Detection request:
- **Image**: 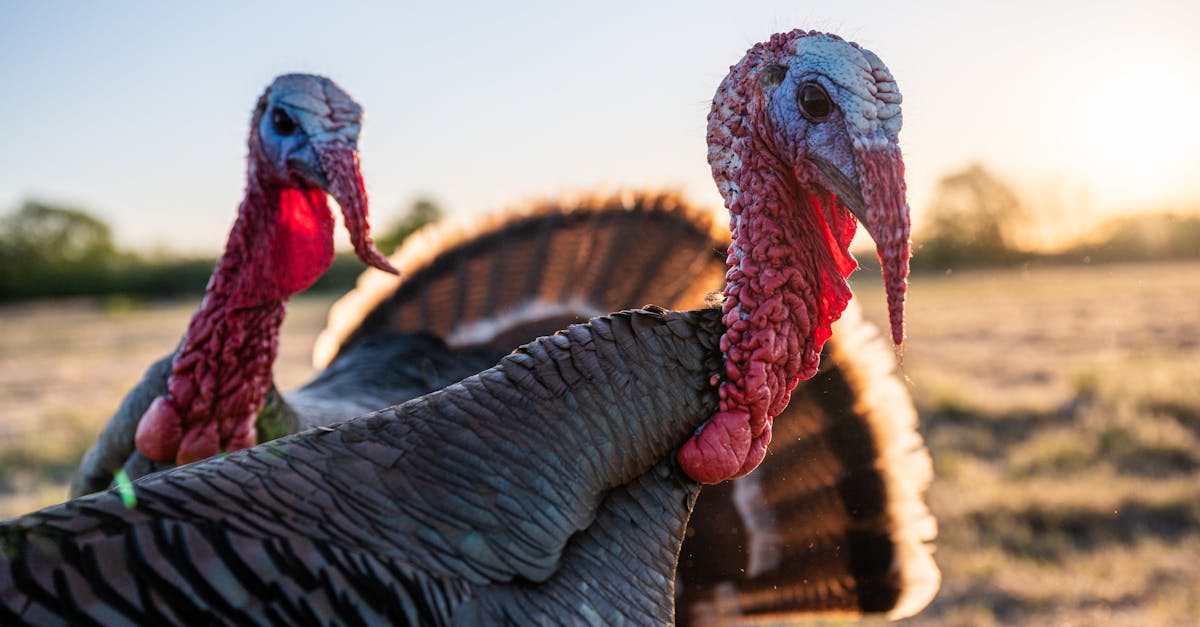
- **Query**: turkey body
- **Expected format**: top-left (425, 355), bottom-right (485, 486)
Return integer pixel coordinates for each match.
top-left (310, 196), bottom-right (938, 623)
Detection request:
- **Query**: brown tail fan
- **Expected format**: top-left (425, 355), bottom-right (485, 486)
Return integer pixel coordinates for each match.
top-left (677, 300), bottom-right (939, 623)
top-left (314, 191), bottom-right (729, 367)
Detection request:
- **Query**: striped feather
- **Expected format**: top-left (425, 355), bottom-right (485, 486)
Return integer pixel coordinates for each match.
top-left (313, 191), bottom-right (728, 367)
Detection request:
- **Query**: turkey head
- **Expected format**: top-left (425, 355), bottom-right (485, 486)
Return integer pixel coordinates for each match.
top-left (135, 74), bottom-right (395, 466)
top-left (680, 31), bottom-right (912, 483)
top-left (243, 73), bottom-right (397, 302)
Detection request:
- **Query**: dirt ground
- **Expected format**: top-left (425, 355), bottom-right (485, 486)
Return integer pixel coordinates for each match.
top-left (2, 259), bottom-right (1199, 625)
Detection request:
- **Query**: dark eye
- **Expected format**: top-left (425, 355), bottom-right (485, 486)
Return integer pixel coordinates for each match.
top-left (798, 82), bottom-right (833, 121)
top-left (271, 108), bottom-right (297, 136)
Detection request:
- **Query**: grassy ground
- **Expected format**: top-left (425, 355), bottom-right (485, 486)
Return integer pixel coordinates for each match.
top-left (853, 260), bottom-right (1200, 626)
top-left (0, 295), bottom-right (328, 515)
top-left (1, 260), bottom-right (1199, 624)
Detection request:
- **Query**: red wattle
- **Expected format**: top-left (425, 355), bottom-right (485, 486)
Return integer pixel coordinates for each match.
top-left (271, 187), bottom-right (336, 298)
top-left (177, 420), bottom-right (220, 466)
top-left (677, 409), bottom-right (752, 484)
top-left (680, 176), bottom-right (855, 485)
top-left (134, 396), bottom-right (184, 463)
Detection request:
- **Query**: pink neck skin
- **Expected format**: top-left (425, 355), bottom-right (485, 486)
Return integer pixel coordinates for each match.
top-left (135, 172), bottom-right (334, 465)
top-left (678, 155), bottom-right (857, 484)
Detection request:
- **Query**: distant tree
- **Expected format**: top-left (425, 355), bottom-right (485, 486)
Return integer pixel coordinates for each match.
top-left (375, 197), bottom-right (444, 254)
top-left (0, 201), bottom-right (124, 299)
top-left (1, 201), bottom-right (117, 269)
top-left (0, 196), bottom-right (452, 301)
top-left (916, 164), bottom-right (1029, 268)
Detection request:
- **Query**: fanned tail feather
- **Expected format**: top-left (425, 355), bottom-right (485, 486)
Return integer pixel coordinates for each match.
top-left (314, 191), bottom-right (729, 368)
top-left (678, 300), bottom-right (939, 624)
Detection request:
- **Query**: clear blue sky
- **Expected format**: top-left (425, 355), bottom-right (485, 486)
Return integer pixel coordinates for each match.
top-left (2, 1), bottom-right (1198, 253)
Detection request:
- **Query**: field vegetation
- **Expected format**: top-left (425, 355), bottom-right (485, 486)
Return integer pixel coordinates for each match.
top-left (854, 260), bottom-right (1200, 625)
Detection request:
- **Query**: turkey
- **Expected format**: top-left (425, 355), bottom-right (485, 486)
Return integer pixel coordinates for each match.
top-left (317, 216), bottom-right (938, 623)
top-left (69, 73), bottom-right (398, 495)
top-left (8, 28), bottom-right (936, 624)
top-left (676, 29), bottom-right (911, 486)
top-left (315, 28), bottom-right (916, 488)
top-left (67, 73), bottom-right (405, 495)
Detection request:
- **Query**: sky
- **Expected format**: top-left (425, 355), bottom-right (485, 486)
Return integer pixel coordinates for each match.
top-left (1, 1), bottom-right (1198, 254)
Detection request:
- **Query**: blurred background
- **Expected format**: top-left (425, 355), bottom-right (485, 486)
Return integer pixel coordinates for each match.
top-left (1, 1), bottom-right (1198, 624)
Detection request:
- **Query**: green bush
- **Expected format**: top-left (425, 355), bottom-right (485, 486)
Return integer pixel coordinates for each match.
top-left (0, 197), bottom-right (445, 302)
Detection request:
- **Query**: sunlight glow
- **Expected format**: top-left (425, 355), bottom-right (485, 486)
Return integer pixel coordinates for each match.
top-left (1073, 62), bottom-right (1200, 210)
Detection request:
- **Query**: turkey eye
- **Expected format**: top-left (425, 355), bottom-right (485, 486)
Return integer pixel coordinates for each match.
top-left (271, 108), bottom-right (297, 136)
top-left (798, 83), bottom-right (832, 121)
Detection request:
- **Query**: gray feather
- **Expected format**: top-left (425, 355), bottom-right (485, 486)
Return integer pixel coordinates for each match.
top-left (3, 309), bottom-right (721, 625)
top-left (70, 351), bottom-right (175, 497)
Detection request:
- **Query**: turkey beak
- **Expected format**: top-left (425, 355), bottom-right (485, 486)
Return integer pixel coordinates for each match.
top-left (807, 148), bottom-right (911, 345)
top-left (808, 155), bottom-right (869, 225)
top-left (286, 152), bottom-right (330, 190)
top-left (312, 140), bottom-right (399, 275)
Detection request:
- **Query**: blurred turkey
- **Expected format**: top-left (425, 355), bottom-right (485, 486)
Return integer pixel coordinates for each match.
top-left (70, 73), bottom-right (399, 495)
top-left (27, 28), bottom-right (938, 624)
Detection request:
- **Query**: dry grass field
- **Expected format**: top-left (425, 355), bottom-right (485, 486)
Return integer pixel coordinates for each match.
top-left (1, 260), bottom-right (1198, 625)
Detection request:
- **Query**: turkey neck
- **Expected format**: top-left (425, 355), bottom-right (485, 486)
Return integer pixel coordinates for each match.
top-left (220, 169), bottom-right (336, 305)
top-left (680, 107), bottom-right (859, 483)
top-left (164, 173), bottom-right (335, 463)
top-left (725, 168), bottom-right (854, 467)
